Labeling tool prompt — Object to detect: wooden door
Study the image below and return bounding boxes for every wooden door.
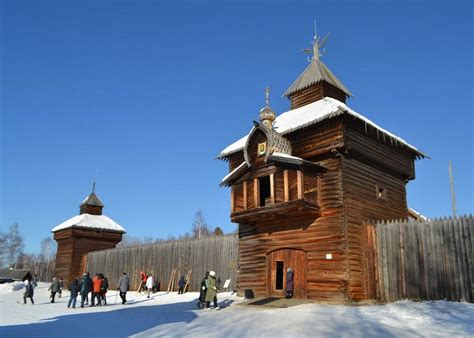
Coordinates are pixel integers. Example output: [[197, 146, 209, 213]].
[[267, 248, 307, 298]]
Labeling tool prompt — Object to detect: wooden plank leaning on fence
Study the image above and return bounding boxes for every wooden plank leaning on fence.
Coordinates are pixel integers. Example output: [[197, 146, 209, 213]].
[[183, 270, 192, 293], [167, 269, 176, 292]]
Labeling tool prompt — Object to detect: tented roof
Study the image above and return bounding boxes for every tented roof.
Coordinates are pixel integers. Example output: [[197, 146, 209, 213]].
[[283, 60, 353, 98], [80, 192, 104, 207]]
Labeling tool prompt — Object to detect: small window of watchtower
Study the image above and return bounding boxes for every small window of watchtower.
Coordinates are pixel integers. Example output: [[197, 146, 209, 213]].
[[259, 176, 271, 206]]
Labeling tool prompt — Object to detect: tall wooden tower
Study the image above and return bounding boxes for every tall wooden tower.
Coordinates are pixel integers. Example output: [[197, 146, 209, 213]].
[[51, 185, 126, 285], [218, 30, 426, 302]]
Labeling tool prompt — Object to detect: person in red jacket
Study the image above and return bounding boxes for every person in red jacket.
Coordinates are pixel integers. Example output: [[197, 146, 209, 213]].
[[138, 271, 147, 293], [91, 273, 103, 307]]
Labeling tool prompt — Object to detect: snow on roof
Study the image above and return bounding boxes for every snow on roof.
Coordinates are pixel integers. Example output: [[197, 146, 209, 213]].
[[51, 214, 126, 233], [220, 162, 247, 185], [270, 152, 304, 161], [218, 97, 423, 158]]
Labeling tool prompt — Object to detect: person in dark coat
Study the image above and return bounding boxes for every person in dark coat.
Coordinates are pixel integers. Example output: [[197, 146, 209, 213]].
[[58, 278, 64, 298], [48, 277, 60, 303], [178, 276, 186, 294], [68, 278, 80, 308], [101, 276, 109, 305], [79, 272, 92, 308], [117, 272, 130, 305], [197, 271, 209, 309], [23, 280, 34, 305], [285, 267, 294, 299]]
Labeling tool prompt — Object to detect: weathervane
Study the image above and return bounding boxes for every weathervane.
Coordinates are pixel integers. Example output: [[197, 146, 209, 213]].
[[302, 20, 331, 62]]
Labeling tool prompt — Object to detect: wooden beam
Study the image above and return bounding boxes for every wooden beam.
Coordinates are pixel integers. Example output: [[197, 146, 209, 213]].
[[254, 178, 259, 207], [270, 173, 275, 205], [297, 170, 304, 199], [243, 181, 248, 210], [231, 187, 235, 213], [317, 176, 322, 206], [284, 170, 289, 202]]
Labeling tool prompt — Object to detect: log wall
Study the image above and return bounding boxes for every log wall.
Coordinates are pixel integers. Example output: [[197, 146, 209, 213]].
[[367, 217, 473, 303], [85, 235, 238, 292]]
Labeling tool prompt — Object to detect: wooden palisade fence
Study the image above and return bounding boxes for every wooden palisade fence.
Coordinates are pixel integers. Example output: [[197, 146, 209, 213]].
[[366, 216, 473, 302], [85, 234, 238, 292]]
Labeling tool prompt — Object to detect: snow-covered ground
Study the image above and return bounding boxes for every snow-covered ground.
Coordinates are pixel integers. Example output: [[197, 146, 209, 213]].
[[0, 283, 473, 337]]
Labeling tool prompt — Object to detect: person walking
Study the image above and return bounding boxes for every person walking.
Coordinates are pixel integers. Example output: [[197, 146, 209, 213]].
[[117, 272, 130, 305], [101, 275, 109, 305], [23, 280, 34, 305], [197, 271, 209, 309], [178, 276, 186, 294], [146, 273, 154, 298], [68, 278, 80, 308], [285, 267, 294, 299], [79, 272, 92, 308], [205, 271, 218, 309], [138, 271, 146, 293], [48, 277, 60, 303], [91, 273, 103, 306], [58, 278, 64, 298]]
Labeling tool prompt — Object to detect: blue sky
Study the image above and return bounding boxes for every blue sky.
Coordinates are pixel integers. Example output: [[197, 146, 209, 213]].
[[1, 0, 472, 253]]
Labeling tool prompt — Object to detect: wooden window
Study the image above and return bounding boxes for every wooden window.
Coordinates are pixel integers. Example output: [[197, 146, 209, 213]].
[[375, 184, 387, 200], [259, 176, 271, 206]]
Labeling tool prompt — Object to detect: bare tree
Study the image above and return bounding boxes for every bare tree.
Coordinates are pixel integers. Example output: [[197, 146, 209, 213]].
[[192, 210, 211, 239], [0, 231, 7, 267], [5, 223, 24, 268], [40, 237, 56, 281]]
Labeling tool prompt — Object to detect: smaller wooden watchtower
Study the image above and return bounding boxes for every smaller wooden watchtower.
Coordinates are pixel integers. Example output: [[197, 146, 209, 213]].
[[51, 184, 126, 286]]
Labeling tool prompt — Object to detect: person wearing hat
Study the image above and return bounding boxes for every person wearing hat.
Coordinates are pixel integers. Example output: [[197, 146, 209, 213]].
[[285, 267, 294, 299], [205, 270, 218, 309], [23, 280, 34, 305]]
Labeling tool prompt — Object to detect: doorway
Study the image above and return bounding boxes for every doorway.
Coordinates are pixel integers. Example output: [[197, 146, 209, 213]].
[[267, 248, 307, 298]]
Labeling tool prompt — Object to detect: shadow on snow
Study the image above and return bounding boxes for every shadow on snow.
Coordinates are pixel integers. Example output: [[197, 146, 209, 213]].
[[0, 298, 202, 338]]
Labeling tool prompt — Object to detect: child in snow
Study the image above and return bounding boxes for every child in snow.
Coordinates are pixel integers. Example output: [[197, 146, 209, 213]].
[[178, 276, 186, 294], [48, 277, 60, 303], [146, 273, 154, 298], [205, 271, 218, 309], [23, 280, 34, 305], [68, 278, 80, 308]]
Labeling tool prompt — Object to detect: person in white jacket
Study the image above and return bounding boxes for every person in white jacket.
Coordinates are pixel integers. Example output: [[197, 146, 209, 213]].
[[146, 273, 154, 298]]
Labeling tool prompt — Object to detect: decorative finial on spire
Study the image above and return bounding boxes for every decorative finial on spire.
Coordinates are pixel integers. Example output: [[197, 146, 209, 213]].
[[265, 86, 270, 108], [259, 86, 276, 129], [92, 181, 96, 193], [302, 20, 331, 63]]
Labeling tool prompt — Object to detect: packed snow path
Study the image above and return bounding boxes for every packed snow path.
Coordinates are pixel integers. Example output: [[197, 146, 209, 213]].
[[1, 283, 473, 337]]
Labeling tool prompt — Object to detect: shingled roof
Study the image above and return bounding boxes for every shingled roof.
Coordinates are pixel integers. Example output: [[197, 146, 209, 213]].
[[283, 60, 353, 98], [80, 191, 104, 207]]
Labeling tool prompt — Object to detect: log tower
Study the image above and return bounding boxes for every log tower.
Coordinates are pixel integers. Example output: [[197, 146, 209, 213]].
[[218, 30, 426, 302], [51, 185, 126, 286]]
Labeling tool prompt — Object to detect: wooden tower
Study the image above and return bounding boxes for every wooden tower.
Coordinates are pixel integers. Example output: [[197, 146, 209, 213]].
[[51, 185, 125, 286], [218, 31, 426, 302]]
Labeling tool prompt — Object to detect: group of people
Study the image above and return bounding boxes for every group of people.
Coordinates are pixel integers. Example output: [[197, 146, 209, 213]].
[[137, 271, 160, 298], [198, 270, 218, 309], [22, 269, 231, 310]]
